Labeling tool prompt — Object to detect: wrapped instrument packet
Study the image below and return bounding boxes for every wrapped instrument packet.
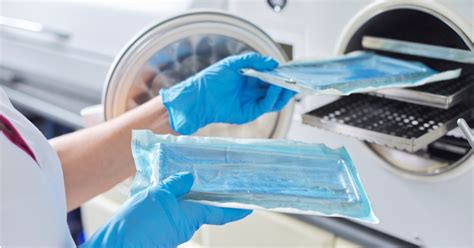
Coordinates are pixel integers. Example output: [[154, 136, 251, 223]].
[[241, 51, 461, 95], [130, 130, 378, 223], [362, 36, 474, 64]]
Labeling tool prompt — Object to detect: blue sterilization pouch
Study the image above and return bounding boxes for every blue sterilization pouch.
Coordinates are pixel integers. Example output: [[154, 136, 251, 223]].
[[130, 130, 378, 223], [241, 51, 460, 95], [362, 36, 474, 64]]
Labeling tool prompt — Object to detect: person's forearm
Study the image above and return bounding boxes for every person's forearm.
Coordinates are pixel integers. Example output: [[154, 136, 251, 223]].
[[50, 96, 175, 211]]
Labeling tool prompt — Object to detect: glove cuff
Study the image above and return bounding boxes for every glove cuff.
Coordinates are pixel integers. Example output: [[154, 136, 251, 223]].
[[160, 79, 204, 135]]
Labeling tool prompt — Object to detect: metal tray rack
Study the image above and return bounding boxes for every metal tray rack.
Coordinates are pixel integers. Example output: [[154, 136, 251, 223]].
[[362, 50, 474, 109], [372, 73, 474, 109], [302, 94, 473, 152]]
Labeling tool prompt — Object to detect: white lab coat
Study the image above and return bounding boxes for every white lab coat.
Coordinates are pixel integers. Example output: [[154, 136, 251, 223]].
[[0, 88, 75, 247]]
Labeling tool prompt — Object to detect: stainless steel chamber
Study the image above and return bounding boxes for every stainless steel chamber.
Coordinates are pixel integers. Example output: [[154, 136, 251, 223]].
[[100, 11, 294, 139], [303, 4, 473, 178]]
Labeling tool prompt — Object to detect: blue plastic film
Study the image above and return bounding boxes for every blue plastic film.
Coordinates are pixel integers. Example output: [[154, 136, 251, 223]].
[[131, 130, 378, 223], [242, 51, 460, 95], [362, 36, 474, 64]]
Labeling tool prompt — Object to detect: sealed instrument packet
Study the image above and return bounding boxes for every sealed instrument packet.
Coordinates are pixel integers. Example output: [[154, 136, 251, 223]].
[[362, 36, 474, 64], [130, 130, 378, 223], [241, 51, 460, 95]]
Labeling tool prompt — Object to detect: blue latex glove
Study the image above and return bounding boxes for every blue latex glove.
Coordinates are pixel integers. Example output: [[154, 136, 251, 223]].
[[81, 172, 251, 248], [160, 52, 296, 135]]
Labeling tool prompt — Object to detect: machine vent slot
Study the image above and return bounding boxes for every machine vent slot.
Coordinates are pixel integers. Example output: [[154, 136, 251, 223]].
[[302, 94, 472, 152]]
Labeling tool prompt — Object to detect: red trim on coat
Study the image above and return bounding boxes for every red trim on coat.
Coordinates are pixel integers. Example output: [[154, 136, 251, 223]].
[[0, 114, 38, 164]]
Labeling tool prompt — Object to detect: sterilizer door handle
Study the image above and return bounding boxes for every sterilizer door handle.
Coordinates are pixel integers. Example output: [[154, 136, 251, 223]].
[[457, 118, 474, 149], [0, 16, 71, 40]]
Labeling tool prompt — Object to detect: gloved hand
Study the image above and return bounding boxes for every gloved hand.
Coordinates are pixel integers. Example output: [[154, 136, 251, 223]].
[[81, 172, 251, 248], [160, 52, 295, 135]]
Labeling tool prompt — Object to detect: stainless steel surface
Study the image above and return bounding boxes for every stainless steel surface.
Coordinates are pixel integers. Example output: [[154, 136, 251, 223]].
[[339, 4, 473, 54], [372, 73, 474, 109], [322, 2, 474, 246], [334, 5, 474, 180], [0, 67, 19, 82], [0, 66, 100, 128], [0, 16, 71, 40], [291, 215, 418, 248], [368, 141, 472, 176], [1, 86, 83, 128], [302, 94, 472, 152], [458, 118, 474, 148], [103, 11, 293, 139]]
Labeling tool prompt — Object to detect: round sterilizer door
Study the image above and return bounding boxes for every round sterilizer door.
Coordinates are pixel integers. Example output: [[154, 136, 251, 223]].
[[102, 11, 293, 138], [335, 2, 473, 180]]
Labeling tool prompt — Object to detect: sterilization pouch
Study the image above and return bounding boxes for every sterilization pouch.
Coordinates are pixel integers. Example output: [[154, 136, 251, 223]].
[[241, 51, 460, 95], [362, 36, 474, 64], [130, 130, 378, 223]]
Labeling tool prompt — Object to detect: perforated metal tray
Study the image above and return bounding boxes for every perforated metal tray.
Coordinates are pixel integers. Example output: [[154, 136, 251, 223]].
[[372, 73, 474, 109], [302, 94, 473, 152]]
